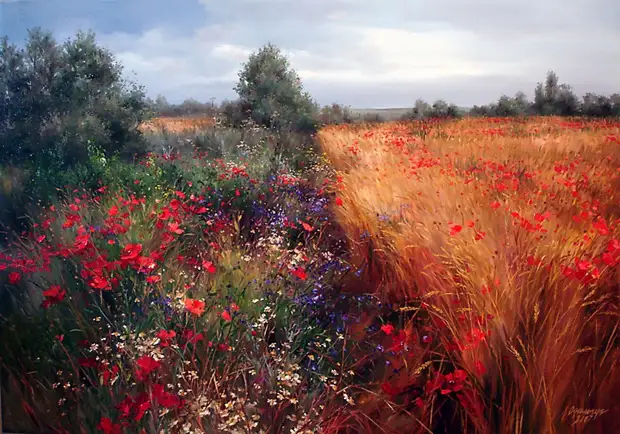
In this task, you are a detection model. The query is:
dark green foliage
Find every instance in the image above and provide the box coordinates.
[318,103,354,125]
[470,71,618,118]
[401,99,461,120]
[234,43,319,133]
[0,28,151,168]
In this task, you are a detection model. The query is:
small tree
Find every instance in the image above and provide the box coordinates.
[234,43,318,132]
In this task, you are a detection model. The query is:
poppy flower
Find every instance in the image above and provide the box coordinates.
[146,275,161,284]
[202,261,216,273]
[221,311,232,322]
[380,324,395,335]
[97,417,121,434]
[449,224,463,236]
[152,384,183,409]
[168,222,184,235]
[440,369,467,395]
[42,285,66,308]
[7,272,21,285]
[184,298,205,316]
[381,381,401,397]
[120,244,143,262]
[335,197,344,206]
[291,267,307,280]
[135,355,160,381]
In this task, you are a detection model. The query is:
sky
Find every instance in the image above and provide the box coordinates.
[1,0,619,108]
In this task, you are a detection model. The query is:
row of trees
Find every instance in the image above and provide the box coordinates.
[469,72,620,118]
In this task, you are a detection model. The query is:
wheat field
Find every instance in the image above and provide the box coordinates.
[318,117,620,433]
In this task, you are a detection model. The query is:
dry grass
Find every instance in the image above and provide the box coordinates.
[139,116,217,133]
[319,117,620,433]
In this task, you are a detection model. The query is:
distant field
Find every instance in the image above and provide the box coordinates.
[139,116,216,133]
[349,107,414,120]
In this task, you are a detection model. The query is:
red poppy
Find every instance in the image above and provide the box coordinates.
[135,355,160,381]
[97,417,121,434]
[380,324,395,335]
[7,272,21,285]
[202,260,216,273]
[168,222,184,235]
[449,224,463,236]
[221,311,232,322]
[42,285,66,308]
[291,267,307,280]
[90,275,112,291]
[152,384,183,409]
[335,197,344,206]
[381,381,401,397]
[146,275,161,284]
[440,369,467,395]
[184,298,205,316]
[121,244,143,263]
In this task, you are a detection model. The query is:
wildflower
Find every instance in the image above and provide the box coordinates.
[168,222,184,235]
[7,272,21,285]
[381,381,401,397]
[152,384,183,409]
[202,260,216,273]
[440,369,467,395]
[291,267,307,281]
[449,224,463,236]
[184,298,205,316]
[42,285,66,308]
[135,355,160,381]
[380,324,395,335]
[335,197,343,206]
[120,243,143,263]
[146,275,161,284]
[156,329,176,347]
[221,311,232,322]
[97,417,121,434]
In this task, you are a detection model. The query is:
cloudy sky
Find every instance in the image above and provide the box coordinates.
[1,0,619,107]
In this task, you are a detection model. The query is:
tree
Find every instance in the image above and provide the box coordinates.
[234,43,318,132]
[0,28,150,168]
[532,70,579,116]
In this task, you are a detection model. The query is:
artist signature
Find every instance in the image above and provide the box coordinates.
[562,407,609,426]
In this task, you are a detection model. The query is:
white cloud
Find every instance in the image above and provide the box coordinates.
[94,0,620,106]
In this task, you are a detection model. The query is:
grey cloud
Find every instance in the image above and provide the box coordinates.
[100,0,619,106]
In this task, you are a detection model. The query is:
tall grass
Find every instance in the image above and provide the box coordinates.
[318,117,620,433]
